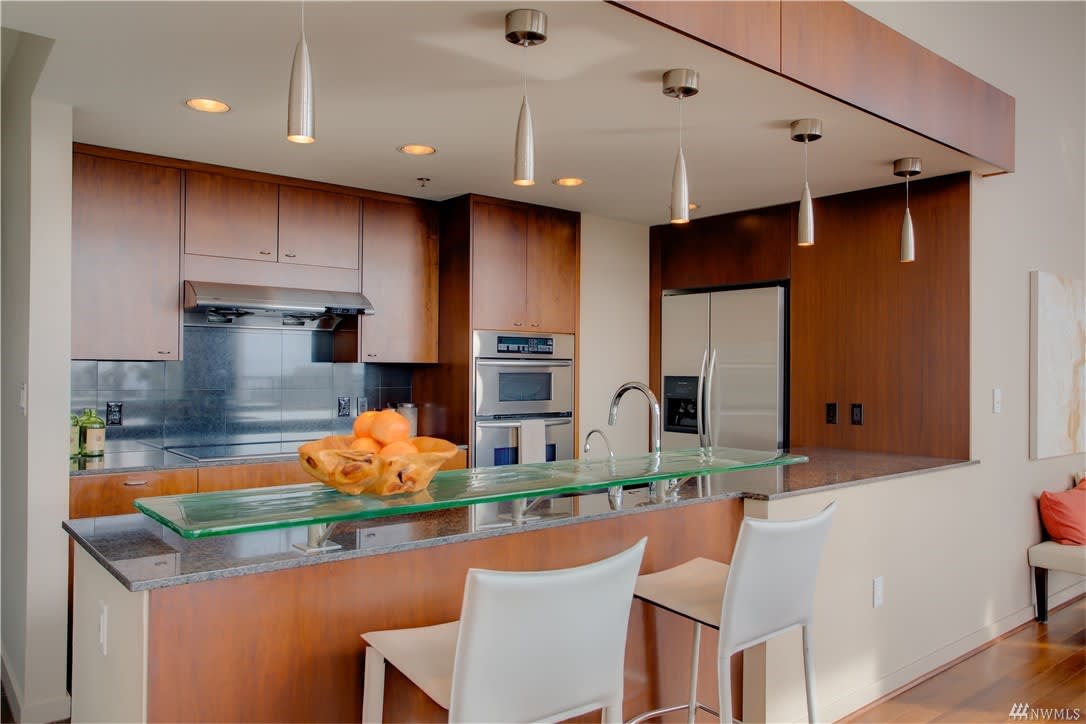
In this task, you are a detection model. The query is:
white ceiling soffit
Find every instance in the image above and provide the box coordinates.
[1,1,999,225]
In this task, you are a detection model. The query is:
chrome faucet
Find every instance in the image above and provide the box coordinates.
[608,381,661,453]
[608,381,679,502]
[584,428,622,510]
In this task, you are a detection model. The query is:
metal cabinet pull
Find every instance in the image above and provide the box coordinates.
[259,250,272,255]
[123,480,148,487]
[284,253,297,258]
[530,323,540,327]
[366,353,377,358]
[513,321,524,327]
[157,350,171,355]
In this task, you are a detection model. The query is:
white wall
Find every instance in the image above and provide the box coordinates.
[577,214,650,458]
[1,28,73,723]
[745,3,1086,721]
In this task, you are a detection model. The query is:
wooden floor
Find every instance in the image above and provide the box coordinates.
[842,596,1085,723]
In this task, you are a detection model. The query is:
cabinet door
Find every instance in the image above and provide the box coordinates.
[525,208,579,333]
[197,462,312,492]
[278,186,360,269]
[184,171,278,261]
[471,201,527,331]
[69,469,197,518]
[360,199,439,362]
[72,154,182,360]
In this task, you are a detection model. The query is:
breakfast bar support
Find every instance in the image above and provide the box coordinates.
[293,522,342,554]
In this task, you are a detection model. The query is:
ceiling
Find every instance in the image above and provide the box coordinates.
[1,1,999,225]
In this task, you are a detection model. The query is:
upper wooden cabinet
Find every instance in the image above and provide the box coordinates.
[185,172,360,270]
[184,171,278,261]
[471,200,579,333]
[278,186,360,269]
[72,153,182,360]
[360,199,439,363]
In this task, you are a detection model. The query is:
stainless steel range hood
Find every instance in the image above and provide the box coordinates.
[183,280,374,330]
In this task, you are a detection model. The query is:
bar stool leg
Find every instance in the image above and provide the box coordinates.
[687,623,701,723]
[362,646,385,724]
[717,649,733,724]
[802,625,818,724]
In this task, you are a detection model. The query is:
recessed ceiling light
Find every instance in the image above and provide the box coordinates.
[185,98,230,113]
[688,202,699,210]
[552,177,584,187]
[398,144,437,156]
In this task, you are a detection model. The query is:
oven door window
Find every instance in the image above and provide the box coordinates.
[498,372,552,402]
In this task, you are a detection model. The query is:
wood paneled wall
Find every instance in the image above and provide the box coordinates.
[789,173,970,459]
[649,173,970,460]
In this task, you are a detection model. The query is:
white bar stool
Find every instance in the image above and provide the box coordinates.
[361,537,647,723]
[628,502,835,724]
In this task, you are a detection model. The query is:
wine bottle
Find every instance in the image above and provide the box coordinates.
[79,407,106,457]
[70,414,80,458]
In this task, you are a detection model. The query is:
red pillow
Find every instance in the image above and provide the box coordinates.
[1039,488,1086,545]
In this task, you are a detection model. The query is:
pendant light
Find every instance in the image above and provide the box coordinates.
[505,9,547,187]
[790,118,822,246]
[893,157,922,263]
[287,0,314,144]
[663,68,699,225]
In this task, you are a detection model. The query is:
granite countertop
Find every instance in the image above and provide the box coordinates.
[65,447,975,592]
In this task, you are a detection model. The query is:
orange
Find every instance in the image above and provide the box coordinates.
[352,410,379,439]
[371,409,411,445]
[378,440,419,460]
[349,436,381,454]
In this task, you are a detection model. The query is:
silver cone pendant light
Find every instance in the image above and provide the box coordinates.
[790,118,822,246]
[893,157,922,263]
[506,9,547,187]
[287,3,314,144]
[663,69,699,225]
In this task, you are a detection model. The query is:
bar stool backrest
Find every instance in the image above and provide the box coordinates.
[717,502,836,657]
[448,537,648,723]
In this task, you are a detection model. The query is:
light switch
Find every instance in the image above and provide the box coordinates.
[992,387,1002,414]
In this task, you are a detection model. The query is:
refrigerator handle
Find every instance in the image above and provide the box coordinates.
[696,348,708,447]
[705,348,718,446]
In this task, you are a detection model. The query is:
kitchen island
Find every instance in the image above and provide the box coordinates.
[65,447,972,722]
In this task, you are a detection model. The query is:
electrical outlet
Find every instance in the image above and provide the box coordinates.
[336,396,351,417]
[98,600,109,656]
[992,387,1002,414]
[105,401,123,425]
[825,402,838,424]
[851,403,864,425]
[873,576,884,608]
[357,397,369,414]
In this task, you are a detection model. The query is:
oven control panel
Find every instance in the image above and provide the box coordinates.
[496,335,553,355]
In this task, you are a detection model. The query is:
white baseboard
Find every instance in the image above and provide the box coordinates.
[822,580,1086,722]
[2,646,72,723]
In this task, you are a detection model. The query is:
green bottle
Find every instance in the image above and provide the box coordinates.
[79,407,106,457]
[69,414,80,458]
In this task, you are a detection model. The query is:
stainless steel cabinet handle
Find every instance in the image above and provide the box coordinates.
[705,348,717,445]
[513,322,524,327]
[123,480,148,487]
[366,353,377,358]
[259,250,272,255]
[157,350,171,355]
[284,253,297,258]
[476,358,572,368]
[476,419,571,429]
[530,323,540,327]
[696,348,708,447]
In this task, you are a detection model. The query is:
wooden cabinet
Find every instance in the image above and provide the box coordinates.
[359,199,439,362]
[184,171,278,261]
[72,154,182,360]
[471,200,579,333]
[197,462,312,493]
[69,469,197,519]
[185,173,360,270]
[278,186,360,269]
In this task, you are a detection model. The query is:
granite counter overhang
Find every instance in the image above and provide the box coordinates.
[65,447,976,592]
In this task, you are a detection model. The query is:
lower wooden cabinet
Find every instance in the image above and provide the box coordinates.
[69,469,197,519]
[197,462,313,493]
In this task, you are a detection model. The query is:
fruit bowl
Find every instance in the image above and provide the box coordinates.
[298,435,458,496]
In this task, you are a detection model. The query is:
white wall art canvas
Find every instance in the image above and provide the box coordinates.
[1030,271,1085,459]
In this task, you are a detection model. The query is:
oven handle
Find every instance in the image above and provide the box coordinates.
[475,358,573,368]
[475,419,572,428]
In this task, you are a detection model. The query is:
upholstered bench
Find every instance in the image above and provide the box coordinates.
[1028,540,1086,622]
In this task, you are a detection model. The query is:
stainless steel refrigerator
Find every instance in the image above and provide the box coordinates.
[661,285,786,452]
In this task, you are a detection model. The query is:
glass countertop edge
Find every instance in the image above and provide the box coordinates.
[133,448,809,539]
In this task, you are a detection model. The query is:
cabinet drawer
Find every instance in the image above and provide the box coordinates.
[198,461,313,492]
[70,469,197,519]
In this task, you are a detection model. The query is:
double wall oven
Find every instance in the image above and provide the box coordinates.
[472,331,574,467]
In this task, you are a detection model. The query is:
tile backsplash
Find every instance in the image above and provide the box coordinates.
[71,326,413,449]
